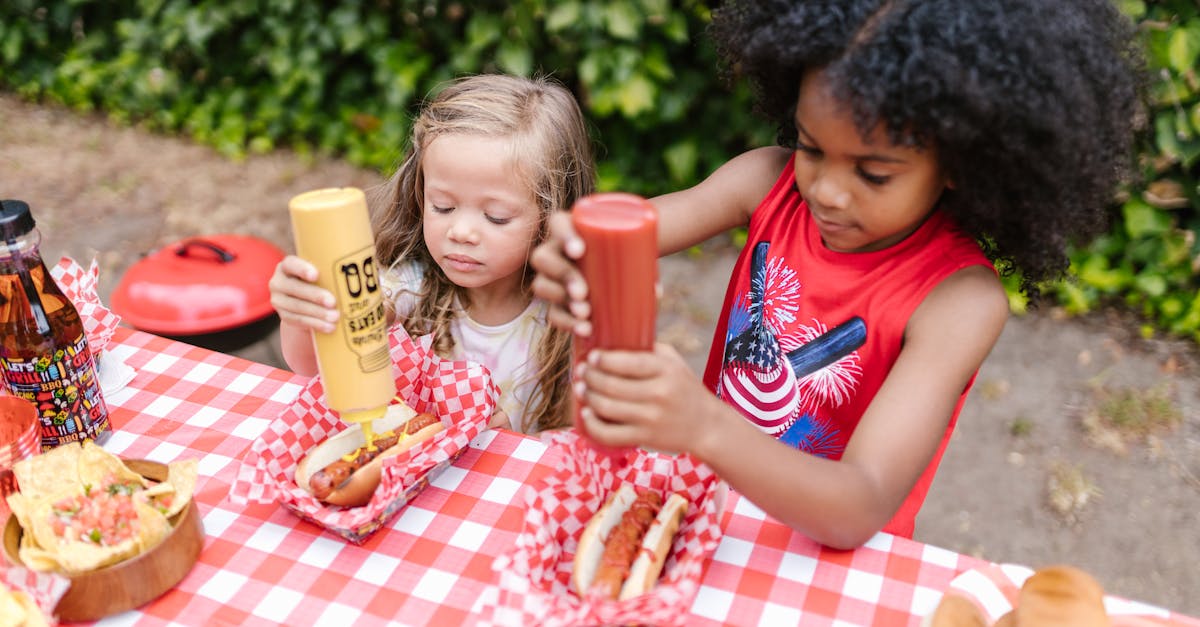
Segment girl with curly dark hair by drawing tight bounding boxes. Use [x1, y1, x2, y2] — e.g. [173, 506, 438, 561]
[531, 0, 1143, 548]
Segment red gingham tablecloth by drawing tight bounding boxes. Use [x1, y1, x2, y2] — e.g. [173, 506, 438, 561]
[14, 327, 1196, 626]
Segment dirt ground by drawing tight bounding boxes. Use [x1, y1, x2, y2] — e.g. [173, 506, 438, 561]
[2, 94, 1197, 618]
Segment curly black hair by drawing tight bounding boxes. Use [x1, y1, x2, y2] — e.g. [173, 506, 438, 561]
[710, 0, 1146, 295]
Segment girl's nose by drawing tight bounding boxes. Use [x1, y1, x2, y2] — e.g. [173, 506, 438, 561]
[807, 171, 851, 211]
[447, 214, 479, 244]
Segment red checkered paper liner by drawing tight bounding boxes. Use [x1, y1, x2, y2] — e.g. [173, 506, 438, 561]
[50, 257, 121, 356]
[483, 430, 726, 627]
[230, 324, 498, 543]
[1, 564, 69, 625]
[939, 562, 1200, 626]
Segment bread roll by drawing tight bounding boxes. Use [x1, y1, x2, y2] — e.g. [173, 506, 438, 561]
[1015, 565, 1109, 627]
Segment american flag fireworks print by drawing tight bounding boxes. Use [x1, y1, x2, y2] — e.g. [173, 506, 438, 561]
[718, 242, 866, 456]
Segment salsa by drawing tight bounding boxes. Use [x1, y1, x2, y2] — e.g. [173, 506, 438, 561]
[47, 475, 144, 546]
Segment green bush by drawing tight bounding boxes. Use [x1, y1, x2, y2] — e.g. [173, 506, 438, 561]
[1055, 0, 1200, 341]
[1, 1, 1196, 341]
[0, 0, 771, 194]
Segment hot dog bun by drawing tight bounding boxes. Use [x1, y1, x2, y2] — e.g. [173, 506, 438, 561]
[294, 401, 445, 507]
[573, 485, 638, 595]
[923, 565, 1110, 627]
[1014, 565, 1109, 627]
[571, 484, 688, 600]
[923, 593, 989, 627]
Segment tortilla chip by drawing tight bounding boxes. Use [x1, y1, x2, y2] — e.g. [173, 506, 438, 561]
[141, 481, 174, 500]
[77, 440, 148, 491]
[13, 589, 49, 627]
[0, 583, 48, 627]
[30, 536, 140, 574]
[8, 444, 198, 575]
[15, 544, 60, 573]
[161, 459, 198, 518]
[26, 487, 83, 556]
[25, 487, 142, 574]
[5, 493, 34, 536]
[11, 442, 83, 500]
[0, 586, 26, 627]
[134, 499, 172, 552]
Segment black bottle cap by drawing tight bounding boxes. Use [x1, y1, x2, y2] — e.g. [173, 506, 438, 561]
[0, 199, 36, 239]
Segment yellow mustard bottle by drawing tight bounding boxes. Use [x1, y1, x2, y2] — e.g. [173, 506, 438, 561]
[287, 188, 394, 439]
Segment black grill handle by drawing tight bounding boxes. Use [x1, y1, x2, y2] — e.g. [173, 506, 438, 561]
[174, 239, 236, 263]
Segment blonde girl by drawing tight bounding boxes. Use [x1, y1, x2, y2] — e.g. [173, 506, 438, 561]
[271, 74, 595, 433]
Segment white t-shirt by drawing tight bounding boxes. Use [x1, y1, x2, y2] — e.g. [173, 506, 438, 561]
[380, 262, 547, 434]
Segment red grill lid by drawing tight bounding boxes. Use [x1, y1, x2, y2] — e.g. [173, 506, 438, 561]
[111, 235, 285, 335]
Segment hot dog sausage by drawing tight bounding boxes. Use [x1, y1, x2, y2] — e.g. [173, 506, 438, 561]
[591, 490, 662, 599]
[308, 412, 439, 499]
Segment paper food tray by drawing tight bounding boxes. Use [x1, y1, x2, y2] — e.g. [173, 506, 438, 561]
[231, 325, 498, 543]
[483, 431, 726, 627]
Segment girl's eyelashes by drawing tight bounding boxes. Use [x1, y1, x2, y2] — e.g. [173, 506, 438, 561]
[429, 202, 514, 225]
[856, 168, 891, 186]
[794, 139, 820, 156]
[796, 138, 892, 186]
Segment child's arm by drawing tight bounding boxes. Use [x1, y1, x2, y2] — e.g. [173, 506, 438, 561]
[651, 146, 791, 255]
[268, 255, 338, 376]
[577, 264, 1008, 548]
[531, 146, 790, 334]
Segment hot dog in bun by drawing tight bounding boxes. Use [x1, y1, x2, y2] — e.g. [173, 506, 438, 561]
[572, 484, 688, 600]
[294, 401, 445, 507]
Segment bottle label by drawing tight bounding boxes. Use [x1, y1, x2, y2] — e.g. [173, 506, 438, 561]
[0, 330, 111, 450]
[333, 245, 390, 372]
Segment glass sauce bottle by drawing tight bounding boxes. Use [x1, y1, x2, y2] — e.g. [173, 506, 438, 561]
[0, 200, 111, 450]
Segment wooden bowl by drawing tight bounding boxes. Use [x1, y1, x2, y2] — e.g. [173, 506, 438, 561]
[2, 459, 205, 622]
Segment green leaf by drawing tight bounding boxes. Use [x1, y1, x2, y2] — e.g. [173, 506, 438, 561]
[1076, 255, 1131, 292]
[1155, 112, 1183, 161]
[1169, 293, 1200, 335]
[1116, 0, 1146, 19]
[663, 139, 698, 183]
[604, 1, 642, 40]
[546, 2, 581, 32]
[660, 12, 690, 42]
[578, 51, 604, 86]
[1161, 228, 1194, 267]
[616, 72, 656, 117]
[1, 26, 20, 64]
[640, 0, 671, 15]
[496, 42, 532, 77]
[1133, 272, 1168, 298]
[1123, 198, 1173, 239]
[1160, 296, 1184, 320]
[465, 14, 502, 51]
[1166, 21, 1200, 74]
[1055, 281, 1092, 315]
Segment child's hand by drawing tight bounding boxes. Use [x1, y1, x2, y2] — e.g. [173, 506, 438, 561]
[487, 408, 512, 431]
[574, 343, 719, 455]
[268, 255, 339, 333]
[530, 211, 592, 337]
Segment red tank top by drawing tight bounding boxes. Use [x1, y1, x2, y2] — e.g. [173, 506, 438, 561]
[701, 155, 992, 537]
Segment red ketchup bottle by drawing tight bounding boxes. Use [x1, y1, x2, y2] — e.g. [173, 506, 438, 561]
[571, 193, 658, 457]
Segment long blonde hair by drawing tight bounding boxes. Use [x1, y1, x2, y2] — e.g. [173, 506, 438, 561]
[371, 74, 595, 432]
